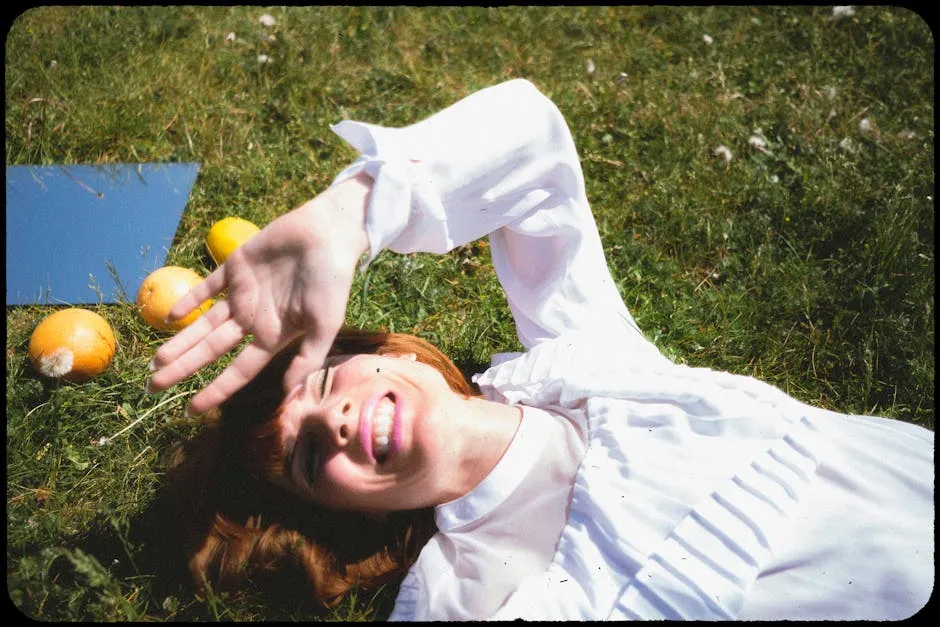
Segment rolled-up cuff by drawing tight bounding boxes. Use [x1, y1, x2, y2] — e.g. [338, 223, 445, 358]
[330, 120, 421, 269]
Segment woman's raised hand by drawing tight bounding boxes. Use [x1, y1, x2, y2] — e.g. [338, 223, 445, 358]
[146, 173, 372, 416]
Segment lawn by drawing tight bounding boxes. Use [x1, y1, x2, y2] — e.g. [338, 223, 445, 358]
[5, 6, 933, 621]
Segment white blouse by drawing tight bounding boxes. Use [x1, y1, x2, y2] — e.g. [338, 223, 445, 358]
[328, 79, 934, 621]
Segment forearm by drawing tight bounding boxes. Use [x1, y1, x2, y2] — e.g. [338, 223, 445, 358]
[328, 79, 584, 262]
[304, 170, 372, 270]
[327, 79, 644, 346]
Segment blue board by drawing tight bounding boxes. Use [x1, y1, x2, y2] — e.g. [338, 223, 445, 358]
[5, 163, 200, 305]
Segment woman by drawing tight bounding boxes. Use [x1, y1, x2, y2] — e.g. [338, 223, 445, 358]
[149, 79, 934, 620]
[159, 330, 462, 609]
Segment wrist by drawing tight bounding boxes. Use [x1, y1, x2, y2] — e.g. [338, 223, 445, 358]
[309, 171, 372, 263]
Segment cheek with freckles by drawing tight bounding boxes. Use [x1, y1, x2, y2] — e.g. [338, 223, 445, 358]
[313, 453, 386, 501]
[317, 454, 352, 491]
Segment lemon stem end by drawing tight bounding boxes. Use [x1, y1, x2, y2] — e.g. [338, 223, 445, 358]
[38, 348, 75, 378]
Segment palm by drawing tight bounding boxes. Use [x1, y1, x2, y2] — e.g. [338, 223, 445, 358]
[225, 224, 334, 347]
[148, 189, 366, 415]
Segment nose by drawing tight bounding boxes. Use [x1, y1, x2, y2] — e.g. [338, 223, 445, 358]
[309, 396, 355, 449]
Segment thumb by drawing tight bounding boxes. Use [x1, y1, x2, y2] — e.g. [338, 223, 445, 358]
[282, 334, 334, 395]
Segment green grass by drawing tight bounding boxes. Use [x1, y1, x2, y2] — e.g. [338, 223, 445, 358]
[6, 6, 933, 621]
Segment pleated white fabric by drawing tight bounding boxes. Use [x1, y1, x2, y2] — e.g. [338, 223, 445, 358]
[481, 330, 826, 621]
[325, 79, 934, 621]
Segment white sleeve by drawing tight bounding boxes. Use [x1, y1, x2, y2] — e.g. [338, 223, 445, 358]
[329, 78, 643, 348]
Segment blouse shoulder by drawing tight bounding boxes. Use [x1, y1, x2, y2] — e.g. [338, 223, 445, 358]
[474, 322, 669, 407]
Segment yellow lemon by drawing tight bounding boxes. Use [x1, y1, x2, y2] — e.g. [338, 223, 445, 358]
[136, 266, 213, 332]
[29, 308, 116, 381]
[205, 217, 260, 265]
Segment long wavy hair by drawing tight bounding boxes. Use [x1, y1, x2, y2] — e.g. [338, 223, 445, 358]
[162, 329, 478, 610]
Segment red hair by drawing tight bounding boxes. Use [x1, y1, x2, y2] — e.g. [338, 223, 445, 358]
[163, 329, 477, 610]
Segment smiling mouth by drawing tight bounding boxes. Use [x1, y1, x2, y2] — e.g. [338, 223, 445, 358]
[372, 393, 396, 465]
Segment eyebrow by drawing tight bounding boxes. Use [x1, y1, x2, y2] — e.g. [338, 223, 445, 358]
[282, 435, 298, 479]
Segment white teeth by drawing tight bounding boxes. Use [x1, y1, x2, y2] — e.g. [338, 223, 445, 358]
[373, 396, 394, 458]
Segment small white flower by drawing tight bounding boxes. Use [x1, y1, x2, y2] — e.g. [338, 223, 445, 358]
[714, 145, 733, 164]
[839, 137, 856, 152]
[858, 117, 872, 133]
[259, 14, 276, 27]
[823, 85, 837, 100]
[832, 6, 855, 19]
[225, 31, 236, 42]
[748, 135, 768, 152]
[96, 436, 109, 446]
[585, 59, 596, 75]
[49, 59, 57, 69]
[602, 133, 613, 144]
[703, 34, 713, 46]
[617, 71, 628, 82]
[267, 34, 277, 43]
[257, 54, 271, 65]
[770, 175, 780, 184]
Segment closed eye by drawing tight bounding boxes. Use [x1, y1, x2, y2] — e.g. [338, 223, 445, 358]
[293, 433, 321, 490]
[319, 364, 331, 399]
[304, 442, 320, 488]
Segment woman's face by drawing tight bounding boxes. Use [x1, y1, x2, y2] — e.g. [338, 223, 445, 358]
[274, 351, 465, 513]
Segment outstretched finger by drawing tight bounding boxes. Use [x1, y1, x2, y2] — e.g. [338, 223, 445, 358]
[185, 341, 279, 416]
[282, 329, 338, 395]
[152, 300, 232, 368]
[148, 317, 246, 393]
[167, 267, 227, 322]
